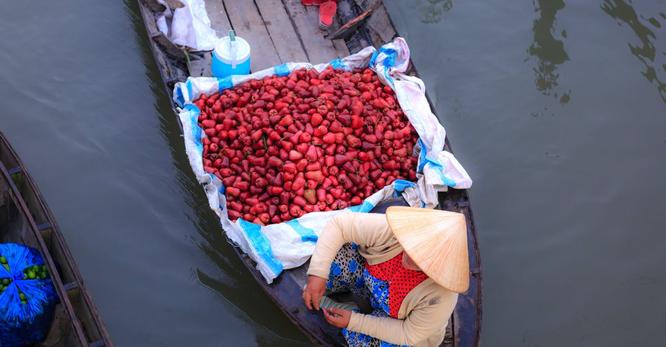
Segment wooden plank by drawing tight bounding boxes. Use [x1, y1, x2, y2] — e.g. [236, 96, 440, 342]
[223, 0, 281, 71]
[366, 27, 384, 48]
[366, 4, 396, 43]
[139, 1, 187, 61]
[205, 0, 233, 37]
[283, 0, 346, 63]
[326, 0, 380, 40]
[350, 0, 395, 45]
[332, 37, 351, 57]
[140, 0, 166, 12]
[138, 0, 188, 85]
[152, 32, 187, 61]
[255, 0, 308, 63]
[336, 0, 373, 52]
[305, 6, 351, 58]
[326, 3, 352, 57]
[193, 1, 229, 78]
[188, 52, 212, 77]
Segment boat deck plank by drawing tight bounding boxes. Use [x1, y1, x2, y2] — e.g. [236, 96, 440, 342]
[309, 5, 351, 58]
[331, 36, 351, 56]
[352, 0, 396, 45]
[222, 0, 282, 71]
[255, 0, 308, 63]
[283, 0, 349, 63]
[205, 0, 232, 36]
[189, 0, 352, 78]
[366, 4, 396, 45]
[188, 53, 212, 78]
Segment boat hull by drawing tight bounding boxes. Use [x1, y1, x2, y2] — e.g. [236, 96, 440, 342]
[134, 0, 481, 345]
[0, 132, 113, 346]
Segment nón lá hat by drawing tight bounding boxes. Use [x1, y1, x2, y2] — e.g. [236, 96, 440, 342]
[386, 206, 469, 293]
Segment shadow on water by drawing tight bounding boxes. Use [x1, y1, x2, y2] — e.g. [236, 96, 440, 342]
[419, 0, 454, 24]
[122, 0, 309, 344]
[527, 0, 571, 104]
[601, 0, 666, 103]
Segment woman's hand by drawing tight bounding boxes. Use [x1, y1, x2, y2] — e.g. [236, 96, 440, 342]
[302, 275, 327, 310]
[323, 308, 351, 328]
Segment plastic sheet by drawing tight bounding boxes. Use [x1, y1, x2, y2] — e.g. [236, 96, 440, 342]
[156, 0, 218, 51]
[0, 243, 58, 347]
[173, 38, 472, 283]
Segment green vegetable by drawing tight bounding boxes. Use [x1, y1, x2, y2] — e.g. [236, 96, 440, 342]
[11, 172, 24, 187]
[22, 265, 49, 280]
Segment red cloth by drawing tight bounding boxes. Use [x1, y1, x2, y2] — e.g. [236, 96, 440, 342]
[365, 253, 429, 317]
[301, 0, 329, 5]
[319, 1, 337, 27]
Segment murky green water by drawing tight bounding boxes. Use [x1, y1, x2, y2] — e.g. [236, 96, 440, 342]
[0, 1, 306, 346]
[386, 0, 666, 345]
[0, 0, 664, 346]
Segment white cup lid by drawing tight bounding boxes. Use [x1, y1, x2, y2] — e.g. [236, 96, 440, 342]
[214, 36, 251, 63]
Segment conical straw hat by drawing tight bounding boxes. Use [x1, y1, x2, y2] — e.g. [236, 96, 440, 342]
[386, 206, 469, 293]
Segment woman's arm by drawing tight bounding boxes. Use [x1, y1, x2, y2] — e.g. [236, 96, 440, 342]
[347, 291, 458, 346]
[307, 212, 395, 279]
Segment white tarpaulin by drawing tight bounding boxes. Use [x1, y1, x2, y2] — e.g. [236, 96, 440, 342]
[173, 38, 472, 283]
[156, 0, 218, 51]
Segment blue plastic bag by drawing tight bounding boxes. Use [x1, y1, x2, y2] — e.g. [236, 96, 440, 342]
[0, 243, 58, 347]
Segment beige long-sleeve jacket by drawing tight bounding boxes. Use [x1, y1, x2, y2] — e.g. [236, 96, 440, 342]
[307, 212, 459, 347]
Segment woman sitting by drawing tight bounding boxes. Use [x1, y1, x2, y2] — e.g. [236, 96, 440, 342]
[302, 206, 469, 346]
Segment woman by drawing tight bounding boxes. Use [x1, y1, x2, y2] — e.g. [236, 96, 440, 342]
[302, 206, 469, 346]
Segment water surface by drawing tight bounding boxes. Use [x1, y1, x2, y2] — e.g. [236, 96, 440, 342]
[0, 1, 307, 345]
[386, 0, 666, 345]
[1, 0, 665, 346]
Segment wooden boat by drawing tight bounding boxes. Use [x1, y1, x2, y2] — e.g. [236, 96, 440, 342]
[0, 132, 113, 346]
[136, 0, 481, 345]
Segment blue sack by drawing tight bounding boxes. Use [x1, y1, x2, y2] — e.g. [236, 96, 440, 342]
[0, 243, 58, 347]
